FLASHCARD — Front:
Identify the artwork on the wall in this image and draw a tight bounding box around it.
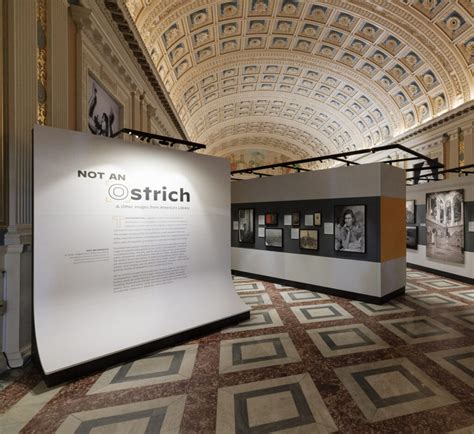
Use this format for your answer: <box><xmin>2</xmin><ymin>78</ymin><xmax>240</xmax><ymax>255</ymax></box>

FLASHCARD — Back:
<box><xmin>88</xmin><ymin>75</ymin><xmax>121</xmax><ymax>137</ymax></box>
<box><xmin>258</xmin><ymin>227</ymin><xmax>265</xmax><ymax>238</ymax></box>
<box><xmin>265</xmin><ymin>228</ymin><xmax>283</xmax><ymax>248</ymax></box>
<box><xmin>258</xmin><ymin>215</ymin><xmax>265</xmax><ymax>225</ymax></box>
<box><xmin>334</xmin><ymin>205</ymin><xmax>366</xmax><ymax>253</ymax></box>
<box><xmin>238</xmin><ymin>209</ymin><xmax>254</xmax><ymax>243</ymax></box>
<box><xmin>292</xmin><ymin>212</ymin><xmax>300</xmax><ymax>226</ymax></box>
<box><xmin>291</xmin><ymin>228</ymin><xmax>299</xmax><ymax>239</ymax></box>
<box><xmin>304</xmin><ymin>214</ymin><xmax>314</xmax><ymax>226</ymax></box>
<box><xmin>314</xmin><ymin>212</ymin><xmax>321</xmax><ymax>226</ymax></box>
<box><xmin>426</xmin><ymin>189</ymin><xmax>464</xmax><ymax>264</ymax></box>
<box><xmin>265</xmin><ymin>213</ymin><xmax>278</xmax><ymax>225</ymax></box>
<box><xmin>284</xmin><ymin>214</ymin><xmax>292</xmax><ymax>226</ymax></box>
<box><xmin>406</xmin><ymin>200</ymin><xmax>416</xmax><ymax>224</ymax></box>
<box><xmin>406</xmin><ymin>227</ymin><xmax>418</xmax><ymax>249</ymax></box>
<box><xmin>300</xmin><ymin>229</ymin><xmax>318</xmax><ymax>250</ymax></box>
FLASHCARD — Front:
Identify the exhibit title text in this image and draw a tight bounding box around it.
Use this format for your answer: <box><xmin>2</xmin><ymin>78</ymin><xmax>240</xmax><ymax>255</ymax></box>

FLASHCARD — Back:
<box><xmin>77</xmin><ymin>170</ymin><xmax>191</xmax><ymax>202</ymax></box>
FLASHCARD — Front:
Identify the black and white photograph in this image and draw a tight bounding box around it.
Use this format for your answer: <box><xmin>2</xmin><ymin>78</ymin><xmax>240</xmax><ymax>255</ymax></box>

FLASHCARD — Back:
<box><xmin>406</xmin><ymin>227</ymin><xmax>418</xmax><ymax>249</ymax></box>
<box><xmin>406</xmin><ymin>200</ymin><xmax>416</xmax><ymax>224</ymax></box>
<box><xmin>292</xmin><ymin>212</ymin><xmax>300</xmax><ymax>226</ymax></box>
<box><xmin>334</xmin><ymin>205</ymin><xmax>366</xmax><ymax>253</ymax></box>
<box><xmin>88</xmin><ymin>75</ymin><xmax>121</xmax><ymax>137</ymax></box>
<box><xmin>265</xmin><ymin>228</ymin><xmax>283</xmax><ymax>248</ymax></box>
<box><xmin>300</xmin><ymin>229</ymin><xmax>318</xmax><ymax>250</ymax></box>
<box><xmin>238</xmin><ymin>208</ymin><xmax>255</xmax><ymax>243</ymax></box>
<box><xmin>426</xmin><ymin>189</ymin><xmax>464</xmax><ymax>264</ymax></box>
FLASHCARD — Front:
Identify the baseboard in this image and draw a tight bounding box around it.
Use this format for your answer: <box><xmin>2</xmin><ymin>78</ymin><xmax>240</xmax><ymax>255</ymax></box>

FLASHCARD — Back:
<box><xmin>40</xmin><ymin>311</ymin><xmax>250</xmax><ymax>387</ymax></box>
<box><xmin>407</xmin><ymin>263</ymin><xmax>474</xmax><ymax>285</ymax></box>
<box><xmin>232</xmin><ymin>270</ymin><xmax>405</xmax><ymax>305</ymax></box>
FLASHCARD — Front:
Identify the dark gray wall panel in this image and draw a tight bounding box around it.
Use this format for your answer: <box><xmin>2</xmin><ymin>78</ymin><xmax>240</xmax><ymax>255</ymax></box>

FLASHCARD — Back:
<box><xmin>232</xmin><ymin>197</ymin><xmax>380</xmax><ymax>263</ymax></box>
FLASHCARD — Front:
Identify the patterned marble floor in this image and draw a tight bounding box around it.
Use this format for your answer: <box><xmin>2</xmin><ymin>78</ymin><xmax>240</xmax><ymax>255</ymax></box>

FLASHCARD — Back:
<box><xmin>1</xmin><ymin>269</ymin><xmax>473</xmax><ymax>433</ymax></box>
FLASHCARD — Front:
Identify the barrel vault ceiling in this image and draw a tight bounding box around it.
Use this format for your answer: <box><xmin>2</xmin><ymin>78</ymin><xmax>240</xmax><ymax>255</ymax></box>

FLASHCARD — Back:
<box><xmin>124</xmin><ymin>0</ymin><xmax>473</xmax><ymax>170</ymax></box>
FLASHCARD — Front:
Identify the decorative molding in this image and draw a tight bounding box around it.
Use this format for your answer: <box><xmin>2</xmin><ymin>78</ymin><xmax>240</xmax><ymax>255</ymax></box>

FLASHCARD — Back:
<box><xmin>37</xmin><ymin>0</ymin><xmax>48</xmax><ymax>125</ymax></box>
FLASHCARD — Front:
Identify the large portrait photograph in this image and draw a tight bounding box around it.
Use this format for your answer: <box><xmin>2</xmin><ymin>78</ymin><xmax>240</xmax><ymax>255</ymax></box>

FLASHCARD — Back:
<box><xmin>426</xmin><ymin>190</ymin><xmax>464</xmax><ymax>264</ymax></box>
<box><xmin>88</xmin><ymin>75</ymin><xmax>121</xmax><ymax>137</ymax></box>
<box><xmin>238</xmin><ymin>209</ymin><xmax>255</xmax><ymax>244</ymax></box>
<box><xmin>334</xmin><ymin>205</ymin><xmax>366</xmax><ymax>253</ymax></box>
<box><xmin>406</xmin><ymin>200</ymin><xmax>415</xmax><ymax>224</ymax></box>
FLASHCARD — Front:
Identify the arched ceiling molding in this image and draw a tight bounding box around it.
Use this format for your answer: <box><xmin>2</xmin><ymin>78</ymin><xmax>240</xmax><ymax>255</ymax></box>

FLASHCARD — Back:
<box><xmin>133</xmin><ymin>0</ymin><xmax>469</xmax><ymax>107</ymax></box>
<box><xmin>190</xmin><ymin>96</ymin><xmax>368</xmax><ymax>153</ymax></box>
<box><xmin>170</xmin><ymin>54</ymin><xmax>401</xmax><ymax>137</ymax></box>
<box><xmin>197</xmin><ymin>116</ymin><xmax>344</xmax><ymax>157</ymax></box>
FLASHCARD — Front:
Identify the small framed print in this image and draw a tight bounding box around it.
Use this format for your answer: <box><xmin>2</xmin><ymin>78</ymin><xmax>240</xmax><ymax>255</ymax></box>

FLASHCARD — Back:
<box><xmin>284</xmin><ymin>214</ymin><xmax>292</xmax><ymax>226</ymax></box>
<box><xmin>292</xmin><ymin>212</ymin><xmax>300</xmax><ymax>226</ymax></box>
<box><xmin>238</xmin><ymin>209</ymin><xmax>255</xmax><ymax>244</ymax></box>
<box><xmin>265</xmin><ymin>228</ymin><xmax>283</xmax><ymax>248</ymax></box>
<box><xmin>314</xmin><ymin>212</ymin><xmax>321</xmax><ymax>226</ymax></box>
<box><xmin>304</xmin><ymin>214</ymin><xmax>313</xmax><ymax>226</ymax></box>
<box><xmin>258</xmin><ymin>227</ymin><xmax>265</xmax><ymax>238</ymax></box>
<box><xmin>265</xmin><ymin>213</ymin><xmax>278</xmax><ymax>225</ymax></box>
<box><xmin>258</xmin><ymin>215</ymin><xmax>265</xmax><ymax>225</ymax></box>
<box><xmin>291</xmin><ymin>228</ymin><xmax>299</xmax><ymax>239</ymax></box>
<box><xmin>300</xmin><ymin>229</ymin><xmax>318</xmax><ymax>250</ymax></box>
<box><xmin>406</xmin><ymin>200</ymin><xmax>415</xmax><ymax>224</ymax></box>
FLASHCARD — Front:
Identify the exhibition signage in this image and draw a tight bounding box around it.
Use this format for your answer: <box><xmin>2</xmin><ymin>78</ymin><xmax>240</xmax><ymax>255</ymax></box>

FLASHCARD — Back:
<box><xmin>33</xmin><ymin>125</ymin><xmax>249</xmax><ymax>376</ymax></box>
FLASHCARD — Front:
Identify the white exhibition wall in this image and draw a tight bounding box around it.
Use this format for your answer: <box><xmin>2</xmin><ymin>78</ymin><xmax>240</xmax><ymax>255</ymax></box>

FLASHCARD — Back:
<box><xmin>33</xmin><ymin>125</ymin><xmax>249</xmax><ymax>375</ymax></box>
<box><xmin>407</xmin><ymin>176</ymin><xmax>474</xmax><ymax>280</ymax></box>
<box><xmin>232</xmin><ymin>163</ymin><xmax>406</xmax><ymax>299</ymax></box>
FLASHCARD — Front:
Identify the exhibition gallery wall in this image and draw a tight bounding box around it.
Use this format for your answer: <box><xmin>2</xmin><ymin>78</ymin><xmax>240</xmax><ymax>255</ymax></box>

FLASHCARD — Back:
<box><xmin>406</xmin><ymin>176</ymin><xmax>474</xmax><ymax>283</ymax></box>
<box><xmin>231</xmin><ymin>163</ymin><xmax>406</xmax><ymax>303</ymax></box>
<box><xmin>33</xmin><ymin>125</ymin><xmax>249</xmax><ymax>382</ymax></box>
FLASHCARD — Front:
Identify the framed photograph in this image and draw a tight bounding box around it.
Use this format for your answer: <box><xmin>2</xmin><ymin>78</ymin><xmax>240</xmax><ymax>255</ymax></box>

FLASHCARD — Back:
<box><xmin>406</xmin><ymin>200</ymin><xmax>416</xmax><ymax>224</ymax></box>
<box><xmin>314</xmin><ymin>212</ymin><xmax>321</xmax><ymax>226</ymax></box>
<box><xmin>88</xmin><ymin>75</ymin><xmax>121</xmax><ymax>137</ymax></box>
<box><xmin>300</xmin><ymin>229</ymin><xmax>318</xmax><ymax>250</ymax></box>
<box><xmin>406</xmin><ymin>226</ymin><xmax>418</xmax><ymax>249</ymax></box>
<box><xmin>304</xmin><ymin>214</ymin><xmax>313</xmax><ymax>226</ymax></box>
<box><xmin>238</xmin><ymin>209</ymin><xmax>254</xmax><ymax>243</ymax></box>
<box><xmin>258</xmin><ymin>227</ymin><xmax>265</xmax><ymax>238</ymax></box>
<box><xmin>426</xmin><ymin>189</ymin><xmax>464</xmax><ymax>264</ymax></box>
<box><xmin>284</xmin><ymin>214</ymin><xmax>292</xmax><ymax>226</ymax></box>
<box><xmin>292</xmin><ymin>212</ymin><xmax>300</xmax><ymax>226</ymax></box>
<box><xmin>265</xmin><ymin>213</ymin><xmax>278</xmax><ymax>225</ymax></box>
<box><xmin>291</xmin><ymin>228</ymin><xmax>299</xmax><ymax>239</ymax></box>
<box><xmin>265</xmin><ymin>228</ymin><xmax>283</xmax><ymax>248</ymax></box>
<box><xmin>258</xmin><ymin>215</ymin><xmax>265</xmax><ymax>225</ymax></box>
<box><xmin>334</xmin><ymin>205</ymin><xmax>366</xmax><ymax>253</ymax></box>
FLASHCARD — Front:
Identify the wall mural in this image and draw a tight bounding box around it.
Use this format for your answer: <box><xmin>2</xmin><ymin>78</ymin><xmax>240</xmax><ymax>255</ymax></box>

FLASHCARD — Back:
<box><xmin>426</xmin><ymin>189</ymin><xmax>464</xmax><ymax>264</ymax></box>
<box><xmin>88</xmin><ymin>75</ymin><xmax>121</xmax><ymax>138</ymax></box>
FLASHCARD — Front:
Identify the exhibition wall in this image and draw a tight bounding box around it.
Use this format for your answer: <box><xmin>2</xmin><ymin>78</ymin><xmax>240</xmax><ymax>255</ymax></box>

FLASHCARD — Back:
<box><xmin>231</xmin><ymin>163</ymin><xmax>406</xmax><ymax>302</ymax></box>
<box><xmin>33</xmin><ymin>126</ymin><xmax>249</xmax><ymax>379</ymax></box>
<box><xmin>406</xmin><ymin>176</ymin><xmax>474</xmax><ymax>283</ymax></box>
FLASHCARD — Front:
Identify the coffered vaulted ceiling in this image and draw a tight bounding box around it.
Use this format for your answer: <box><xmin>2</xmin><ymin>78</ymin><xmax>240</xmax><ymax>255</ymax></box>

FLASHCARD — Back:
<box><xmin>124</xmin><ymin>0</ymin><xmax>473</xmax><ymax>168</ymax></box>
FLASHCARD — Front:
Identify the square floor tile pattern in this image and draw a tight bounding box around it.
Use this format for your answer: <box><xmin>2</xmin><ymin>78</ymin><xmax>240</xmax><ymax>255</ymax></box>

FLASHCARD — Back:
<box><xmin>291</xmin><ymin>303</ymin><xmax>353</xmax><ymax>324</ymax></box>
<box><xmin>351</xmin><ymin>300</ymin><xmax>414</xmax><ymax>316</ymax></box>
<box><xmin>421</xmin><ymin>279</ymin><xmax>468</xmax><ymax>290</ymax></box>
<box><xmin>451</xmin><ymin>290</ymin><xmax>474</xmax><ymax>302</ymax></box>
<box><xmin>334</xmin><ymin>358</ymin><xmax>458</xmax><ymax>422</ymax></box>
<box><xmin>280</xmin><ymin>290</ymin><xmax>330</xmax><ymax>303</ymax></box>
<box><xmin>215</xmin><ymin>374</ymin><xmax>337</xmax><ymax>433</ymax></box>
<box><xmin>219</xmin><ymin>333</ymin><xmax>301</xmax><ymax>373</ymax></box>
<box><xmin>442</xmin><ymin>309</ymin><xmax>474</xmax><ymax>331</ymax></box>
<box><xmin>380</xmin><ymin>316</ymin><xmax>463</xmax><ymax>344</ymax></box>
<box><xmin>427</xmin><ymin>345</ymin><xmax>474</xmax><ymax>388</ymax></box>
<box><xmin>239</xmin><ymin>292</ymin><xmax>272</xmax><ymax>307</ymax></box>
<box><xmin>307</xmin><ymin>323</ymin><xmax>389</xmax><ymax>357</ymax></box>
<box><xmin>56</xmin><ymin>395</ymin><xmax>187</xmax><ymax>433</ymax></box>
<box><xmin>408</xmin><ymin>293</ymin><xmax>466</xmax><ymax>309</ymax></box>
<box><xmin>87</xmin><ymin>344</ymin><xmax>198</xmax><ymax>394</ymax></box>
<box><xmin>222</xmin><ymin>308</ymin><xmax>283</xmax><ymax>333</ymax></box>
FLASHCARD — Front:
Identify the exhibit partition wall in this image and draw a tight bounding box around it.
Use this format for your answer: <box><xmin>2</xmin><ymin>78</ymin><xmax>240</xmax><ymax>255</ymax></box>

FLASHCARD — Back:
<box><xmin>33</xmin><ymin>126</ymin><xmax>249</xmax><ymax>382</ymax></box>
<box><xmin>406</xmin><ymin>176</ymin><xmax>474</xmax><ymax>284</ymax></box>
<box><xmin>231</xmin><ymin>163</ymin><xmax>406</xmax><ymax>303</ymax></box>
